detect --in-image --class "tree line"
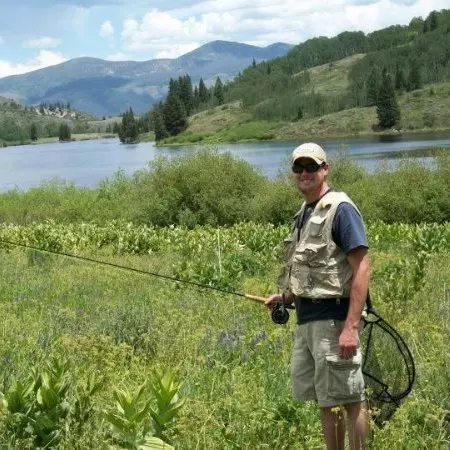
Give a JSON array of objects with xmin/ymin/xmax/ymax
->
[
  {"xmin": 224, "ymin": 9, "xmax": 450, "ymax": 128},
  {"xmin": 118, "ymin": 75, "xmax": 225, "ymax": 142}
]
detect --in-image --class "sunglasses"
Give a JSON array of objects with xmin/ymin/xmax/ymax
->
[{"xmin": 291, "ymin": 162, "xmax": 324, "ymax": 173}]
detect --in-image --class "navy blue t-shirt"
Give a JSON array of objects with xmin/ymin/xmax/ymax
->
[{"xmin": 294, "ymin": 192, "xmax": 368, "ymax": 324}]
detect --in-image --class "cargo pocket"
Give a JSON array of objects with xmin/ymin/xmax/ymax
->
[{"xmin": 325, "ymin": 354, "xmax": 364, "ymax": 399}]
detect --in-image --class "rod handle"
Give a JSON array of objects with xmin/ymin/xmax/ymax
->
[{"xmin": 244, "ymin": 294, "xmax": 267, "ymax": 304}]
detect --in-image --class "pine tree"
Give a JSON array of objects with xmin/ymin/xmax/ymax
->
[
  {"xmin": 213, "ymin": 77, "xmax": 224, "ymax": 105},
  {"xmin": 407, "ymin": 60, "xmax": 422, "ymax": 91},
  {"xmin": 376, "ymin": 69, "xmax": 401, "ymax": 129},
  {"xmin": 30, "ymin": 123, "xmax": 38, "ymax": 141},
  {"xmin": 152, "ymin": 107, "xmax": 169, "ymax": 141},
  {"xmin": 163, "ymin": 91, "xmax": 187, "ymax": 136},
  {"xmin": 198, "ymin": 78, "xmax": 209, "ymax": 104},
  {"xmin": 58, "ymin": 123, "xmax": 71, "ymax": 141},
  {"xmin": 423, "ymin": 11, "xmax": 438, "ymax": 33},
  {"xmin": 118, "ymin": 108, "xmax": 139, "ymax": 143},
  {"xmin": 394, "ymin": 66, "xmax": 406, "ymax": 91},
  {"xmin": 366, "ymin": 68, "xmax": 380, "ymax": 106},
  {"xmin": 178, "ymin": 75, "xmax": 194, "ymax": 116},
  {"xmin": 193, "ymin": 85, "xmax": 200, "ymax": 109}
]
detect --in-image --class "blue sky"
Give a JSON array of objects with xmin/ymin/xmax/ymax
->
[{"xmin": 0, "ymin": 0, "xmax": 447, "ymax": 78}]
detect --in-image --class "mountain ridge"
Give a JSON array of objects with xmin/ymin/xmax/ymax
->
[{"xmin": 0, "ymin": 40, "xmax": 293, "ymax": 117}]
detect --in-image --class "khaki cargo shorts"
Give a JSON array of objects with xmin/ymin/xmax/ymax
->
[{"xmin": 291, "ymin": 320, "xmax": 365, "ymax": 408}]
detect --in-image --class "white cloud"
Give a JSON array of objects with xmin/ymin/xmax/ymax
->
[
  {"xmin": 0, "ymin": 36, "xmax": 4, "ymax": 44},
  {"xmin": 0, "ymin": 50, "xmax": 67, "ymax": 78},
  {"xmin": 106, "ymin": 51, "xmax": 130, "ymax": 60},
  {"xmin": 100, "ymin": 20, "xmax": 114, "ymax": 38},
  {"xmin": 120, "ymin": 9, "xmax": 239, "ymax": 57},
  {"xmin": 22, "ymin": 36, "xmax": 61, "ymax": 49},
  {"xmin": 155, "ymin": 43, "xmax": 199, "ymax": 58}
]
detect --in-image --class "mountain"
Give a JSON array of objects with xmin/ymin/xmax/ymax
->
[{"xmin": 0, "ymin": 41, "xmax": 293, "ymax": 117}]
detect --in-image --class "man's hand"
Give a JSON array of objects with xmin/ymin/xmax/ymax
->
[
  {"xmin": 264, "ymin": 293, "xmax": 293, "ymax": 309},
  {"xmin": 264, "ymin": 294, "xmax": 282, "ymax": 309},
  {"xmin": 339, "ymin": 326, "xmax": 360, "ymax": 359}
]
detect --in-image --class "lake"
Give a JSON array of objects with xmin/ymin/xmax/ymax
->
[{"xmin": 1, "ymin": 133, "xmax": 450, "ymax": 192}]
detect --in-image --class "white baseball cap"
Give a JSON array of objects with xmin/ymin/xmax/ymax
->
[{"xmin": 291, "ymin": 142, "xmax": 327, "ymax": 165}]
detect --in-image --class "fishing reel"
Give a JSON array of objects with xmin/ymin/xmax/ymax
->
[{"xmin": 271, "ymin": 301, "xmax": 295, "ymax": 325}]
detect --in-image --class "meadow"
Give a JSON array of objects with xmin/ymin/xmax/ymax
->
[
  {"xmin": 0, "ymin": 219, "xmax": 449, "ymax": 449},
  {"xmin": 0, "ymin": 152, "xmax": 449, "ymax": 448}
]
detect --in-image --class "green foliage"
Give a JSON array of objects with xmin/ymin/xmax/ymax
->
[
  {"xmin": 58, "ymin": 122, "xmax": 72, "ymax": 141},
  {"xmin": 213, "ymin": 77, "xmax": 224, "ymax": 105},
  {"xmin": 366, "ymin": 67, "xmax": 381, "ymax": 106},
  {"xmin": 128, "ymin": 150, "xmax": 267, "ymax": 227},
  {"xmin": 1, "ymin": 358, "xmax": 71, "ymax": 447},
  {"xmin": 2, "ymin": 151, "xmax": 450, "ymax": 226},
  {"xmin": 30, "ymin": 123, "xmax": 38, "ymax": 141},
  {"xmin": 0, "ymin": 220, "xmax": 449, "ymax": 447},
  {"xmin": 376, "ymin": 69, "xmax": 401, "ymax": 129},
  {"xmin": 103, "ymin": 373, "xmax": 182, "ymax": 449},
  {"xmin": 163, "ymin": 90, "xmax": 187, "ymax": 137},
  {"xmin": 119, "ymin": 108, "xmax": 139, "ymax": 144},
  {"xmin": 148, "ymin": 371, "xmax": 184, "ymax": 441}
]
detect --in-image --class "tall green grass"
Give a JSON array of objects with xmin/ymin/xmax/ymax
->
[{"xmin": 0, "ymin": 221, "xmax": 448, "ymax": 448}]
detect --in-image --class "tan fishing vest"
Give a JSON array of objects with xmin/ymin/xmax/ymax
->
[{"xmin": 278, "ymin": 191, "xmax": 361, "ymax": 298}]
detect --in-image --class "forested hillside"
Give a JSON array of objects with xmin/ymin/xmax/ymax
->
[{"xmin": 223, "ymin": 9, "xmax": 450, "ymax": 123}]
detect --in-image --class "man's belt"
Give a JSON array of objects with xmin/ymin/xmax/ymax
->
[{"xmin": 294, "ymin": 296, "xmax": 349, "ymax": 304}]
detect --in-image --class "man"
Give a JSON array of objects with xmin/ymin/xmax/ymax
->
[{"xmin": 265, "ymin": 142, "xmax": 370, "ymax": 450}]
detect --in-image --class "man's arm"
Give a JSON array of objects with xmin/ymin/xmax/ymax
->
[{"xmin": 339, "ymin": 247, "xmax": 370, "ymax": 359}]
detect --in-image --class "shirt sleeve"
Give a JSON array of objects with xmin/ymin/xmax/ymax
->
[{"xmin": 331, "ymin": 202, "xmax": 369, "ymax": 254}]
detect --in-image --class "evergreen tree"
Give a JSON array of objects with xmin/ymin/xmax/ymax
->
[
  {"xmin": 198, "ymin": 78, "xmax": 209, "ymax": 104},
  {"xmin": 376, "ymin": 68, "xmax": 401, "ymax": 129},
  {"xmin": 163, "ymin": 91, "xmax": 187, "ymax": 136},
  {"xmin": 213, "ymin": 77, "xmax": 224, "ymax": 105},
  {"xmin": 407, "ymin": 60, "xmax": 422, "ymax": 91},
  {"xmin": 424, "ymin": 11, "xmax": 438, "ymax": 33},
  {"xmin": 178, "ymin": 75, "xmax": 194, "ymax": 115},
  {"xmin": 30, "ymin": 123, "xmax": 38, "ymax": 141},
  {"xmin": 193, "ymin": 85, "xmax": 200, "ymax": 109},
  {"xmin": 118, "ymin": 107, "xmax": 139, "ymax": 143},
  {"xmin": 58, "ymin": 123, "xmax": 71, "ymax": 141},
  {"xmin": 394, "ymin": 66, "xmax": 406, "ymax": 91},
  {"xmin": 366, "ymin": 68, "xmax": 381, "ymax": 106},
  {"xmin": 152, "ymin": 107, "xmax": 169, "ymax": 141}
]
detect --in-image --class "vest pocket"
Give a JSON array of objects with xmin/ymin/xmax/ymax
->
[
  {"xmin": 325, "ymin": 354, "xmax": 364, "ymax": 399},
  {"xmin": 308, "ymin": 215, "xmax": 327, "ymax": 237}
]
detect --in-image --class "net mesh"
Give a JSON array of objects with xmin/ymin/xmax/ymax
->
[{"xmin": 360, "ymin": 308, "xmax": 415, "ymax": 425}]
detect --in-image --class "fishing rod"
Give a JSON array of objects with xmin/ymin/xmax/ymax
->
[{"xmin": 0, "ymin": 239, "xmax": 294, "ymax": 324}]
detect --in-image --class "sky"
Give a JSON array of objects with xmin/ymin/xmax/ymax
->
[{"xmin": 0, "ymin": 0, "xmax": 448, "ymax": 79}]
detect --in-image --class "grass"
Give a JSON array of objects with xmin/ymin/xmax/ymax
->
[
  {"xmin": 300, "ymin": 53, "xmax": 366, "ymax": 96},
  {"xmin": 160, "ymin": 102, "xmax": 280, "ymax": 145},
  {"xmin": 0, "ymin": 221, "xmax": 448, "ymax": 448}
]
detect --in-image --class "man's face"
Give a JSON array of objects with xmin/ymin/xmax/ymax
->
[{"xmin": 292, "ymin": 157, "xmax": 328, "ymax": 194}]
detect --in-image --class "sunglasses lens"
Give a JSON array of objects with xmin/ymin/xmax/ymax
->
[{"xmin": 292, "ymin": 163, "xmax": 322, "ymax": 173}]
